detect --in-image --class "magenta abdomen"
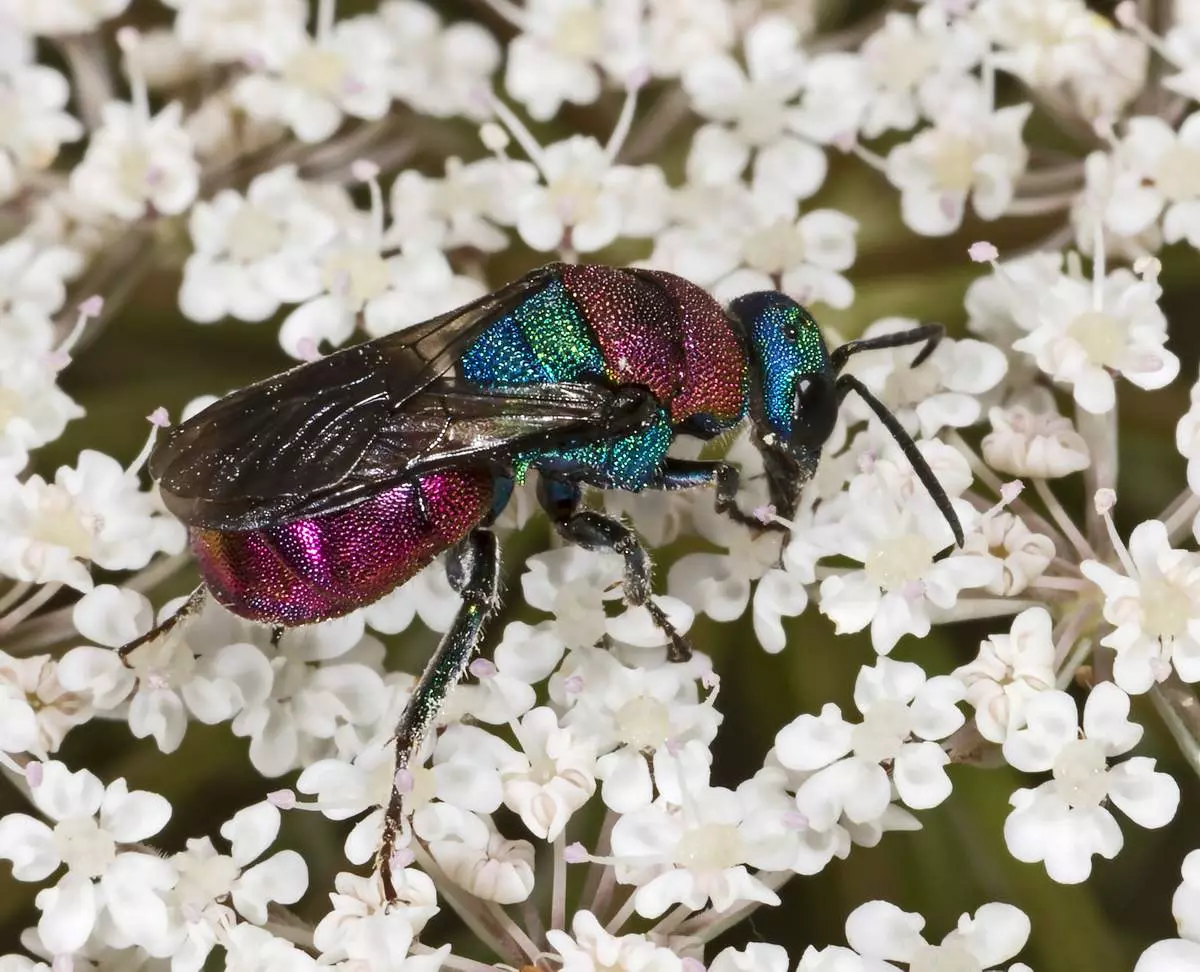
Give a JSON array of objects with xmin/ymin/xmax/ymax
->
[{"xmin": 191, "ymin": 470, "xmax": 495, "ymax": 626}]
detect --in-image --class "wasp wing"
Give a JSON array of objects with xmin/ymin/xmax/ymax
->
[
  {"xmin": 151, "ymin": 265, "xmax": 565, "ymax": 528},
  {"xmin": 157, "ymin": 377, "xmax": 649, "ymax": 530}
]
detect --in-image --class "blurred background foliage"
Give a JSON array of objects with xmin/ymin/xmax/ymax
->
[{"xmin": 3, "ymin": 0, "xmax": 1200, "ymax": 968}]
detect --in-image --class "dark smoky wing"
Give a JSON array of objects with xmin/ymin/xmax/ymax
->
[
  {"xmin": 149, "ymin": 343, "xmax": 395, "ymax": 529},
  {"xmin": 150, "ymin": 265, "xmax": 563, "ymax": 531},
  {"xmin": 266, "ymin": 378, "xmax": 659, "ymax": 523}
]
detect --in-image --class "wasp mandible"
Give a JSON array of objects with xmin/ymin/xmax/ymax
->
[{"xmin": 126, "ymin": 262, "xmax": 962, "ymax": 900}]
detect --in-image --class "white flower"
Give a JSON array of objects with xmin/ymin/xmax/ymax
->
[
  {"xmin": 1136, "ymin": 939, "xmax": 1200, "ymax": 972},
  {"xmin": 2, "ymin": 0, "xmax": 130, "ymax": 34},
  {"xmin": 954, "ymin": 607, "xmax": 1057, "ymax": 743},
  {"xmin": 58, "ymin": 586, "xmax": 275, "ymax": 754},
  {"xmin": 1115, "ymin": 114, "xmax": 1200, "ymax": 248},
  {"xmin": 976, "ymin": 0, "xmax": 1100, "ymax": 89},
  {"xmin": 551, "ymin": 645, "xmax": 719, "ymax": 812},
  {"xmin": 609, "ymin": 741, "xmax": 780, "ymax": 918},
  {"xmin": 0, "ymin": 761, "xmax": 175, "ymax": 955},
  {"xmin": 844, "ymin": 899, "xmax": 1032, "ymax": 971},
  {"xmin": 501, "ymin": 0, "xmax": 634, "ymax": 121},
  {"xmin": 382, "ymin": 0, "xmax": 499, "ymax": 121},
  {"xmin": 497, "ymin": 707, "xmax": 596, "ymax": 841},
  {"xmin": 547, "ymin": 910, "xmax": 684, "ymax": 972},
  {"xmin": 0, "ymin": 354, "xmax": 84, "ymax": 476},
  {"xmin": 223, "ymin": 924, "xmax": 318, "ymax": 972},
  {"xmin": 857, "ymin": 7, "xmax": 983, "ymax": 137},
  {"xmin": 0, "ymin": 651, "xmax": 90, "ymax": 758},
  {"xmin": 166, "ymin": 0, "xmax": 308, "ymax": 65},
  {"xmin": 963, "ymin": 512, "xmax": 1055, "ymax": 597},
  {"xmin": 233, "ymin": 13, "xmax": 394, "ymax": 143},
  {"xmin": 179, "ymin": 165, "xmax": 342, "ymax": 324},
  {"xmin": 1003, "ymin": 683, "xmax": 1180, "ymax": 884},
  {"xmin": 840, "ymin": 318, "xmax": 1008, "ymax": 439},
  {"xmin": 1013, "ymin": 264, "xmax": 1179, "ymax": 414},
  {"xmin": 1081, "ymin": 521, "xmax": 1200, "ymax": 694},
  {"xmin": 0, "ymin": 236, "xmax": 83, "ymax": 341},
  {"xmin": 1176, "ymin": 849, "xmax": 1200, "ymax": 942},
  {"xmin": 419, "ymin": 805, "xmax": 535, "ymax": 904},
  {"xmin": 668, "ymin": 489, "xmax": 783, "ymax": 623},
  {"xmin": 1177, "ymin": 375, "xmax": 1200, "ymax": 495},
  {"xmin": 886, "ymin": 104, "xmax": 1031, "ymax": 236},
  {"xmin": 0, "ymin": 451, "xmax": 186, "ymax": 591},
  {"xmin": 710, "ymin": 941, "xmax": 790, "ymax": 972},
  {"xmin": 69, "ymin": 102, "xmax": 199, "ymax": 221},
  {"xmin": 775, "ymin": 658, "xmax": 966, "ymax": 825},
  {"xmin": 230, "ymin": 616, "xmax": 388, "ymax": 776},
  {"xmin": 816, "ymin": 452, "xmax": 997, "ymax": 655},
  {"xmin": 982, "ymin": 404, "xmax": 1091, "ymax": 478},
  {"xmin": 166, "ymin": 802, "xmax": 307, "ymax": 971},
  {"xmin": 683, "ymin": 15, "xmax": 827, "ymax": 201},
  {"xmin": 386, "ymin": 158, "xmax": 521, "ymax": 255},
  {"xmin": 313, "ymin": 868, "xmax": 442, "ymax": 970},
  {"xmin": 503, "ymin": 135, "xmax": 668, "ymax": 253},
  {"xmin": 0, "ymin": 37, "xmax": 82, "ymax": 201}
]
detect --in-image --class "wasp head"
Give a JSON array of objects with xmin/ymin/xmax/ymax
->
[{"xmin": 729, "ymin": 291, "xmax": 837, "ymax": 496}]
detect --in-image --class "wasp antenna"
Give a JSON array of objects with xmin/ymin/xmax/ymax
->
[
  {"xmin": 831, "ymin": 323, "xmax": 944, "ymax": 374},
  {"xmin": 835, "ymin": 373, "xmax": 965, "ymax": 548}
]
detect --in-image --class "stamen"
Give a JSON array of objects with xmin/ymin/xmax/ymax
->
[
  {"xmin": 1114, "ymin": 2, "xmax": 1178, "ymax": 63},
  {"xmin": 54, "ymin": 295, "xmax": 104, "ymax": 367},
  {"xmin": 267, "ymin": 789, "xmax": 296, "ymax": 809},
  {"xmin": 115, "ymin": 28, "xmax": 151, "ymax": 125},
  {"xmin": 605, "ymin": 70, "xmax": 648, "ymax": 164},
  {"xmin": 469, "ymin": 658, "xmax": 497, "ymax": 679},
  {"xmin": 478, "ymin": 0, "xmax": 527, "ymax": 29},
  {"xmin": 1095, "ymin": 488, "xmax": 1138, "ymax": 576},
  {"xmin": 125, "ymin": 408, "xmax": 169, "ymax": 478},
  {"xmin": 485, "ymin": 91, "xmax": 550, "ymax": 177},
  {"xmin": 316, "ymin": 0, "xmax": 337, "ymax": 42}
]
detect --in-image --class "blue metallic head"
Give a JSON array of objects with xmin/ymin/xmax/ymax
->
[{"xmin": 728, "ymin": 291, "xmax": 837, "ymax": 477}]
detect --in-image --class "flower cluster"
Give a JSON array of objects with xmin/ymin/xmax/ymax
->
[{"xmin": 1, "ymin": 1, "xmax": 1199, "ymax": 971}]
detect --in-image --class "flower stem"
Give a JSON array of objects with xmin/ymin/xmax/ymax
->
[
  {"xmin": 0, "ymin": 584, "xmax": 62, "ymax": 636},
  {"xmin": 1151, "ymin": 678, "xmax": 1200, "ymax": 784},
  {"xmin": 1033, "ymin": 478, "xmax": 1096, "ymax": 561},
  {"xmin": 551, "ymin": 832, "xmax": 567, "ymax": 935}
]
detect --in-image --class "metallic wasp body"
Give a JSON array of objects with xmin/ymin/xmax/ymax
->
[{"xmin": 142, "ymin": 262, "xmax": 961, "ymax": 899}]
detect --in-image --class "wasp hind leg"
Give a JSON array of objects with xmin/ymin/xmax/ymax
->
[
  {"xmin": 378, "ymin": 527, "xmax": 501, "ymax": 902},
  {"xmin": 537, "ymin": 474, "xmax": 691, "ymax": 664},
  {"xmin": 657, "ymin": 458, "xmax": 792, "ymax": 533},
  {"xmin": 116, "ymin": 585, "xmax": 207, "ymax": 660}
]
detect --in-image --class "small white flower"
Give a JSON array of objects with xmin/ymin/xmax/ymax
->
[
  {"xmin": 775, "ymin": 658, "xmax": 966, "ymax": 825},
  {"xmin": 982, "ymin": 404, "xmax": 1091, "ymax": 478},
  {"xmin": 382, "ymin": 0, "xmax": 500, "ymax": 121},
  {"xmin": 0, "ymin": 37, "xmax": 82, "ymax": 202},
  {"xmin": 1178, "ymin": 374, "xmax": 1200, "ymax": 495},
  {"xmin": 0, "ymin": 451, "xmax": 186, "ymax": 591},
  {"xmin": 841, "ymin": 318, "xmax": 1008, "ymax": 439},
  {"xmin": 420, "ymin": 806, "xmax": 535, "ymax": 904},
  {"xmin": 69, "ymin": 102, "xmax": 199, "ymax": 221},
  {"xmin": 165, "ymin": 0, "xmax": 308, "ymax": 65},
  {"xmin": 166, "ymin": 802, "xmax": 307, "ymax": 970},
  {"xmin": 498, "ymin": 706, "xmax": 596, "ymax": 841},
  {"xmin": 954, "ymin": 607, "xmax": 1057, "ymax": 743},
  {"xmin": 609, "ymin": 741, "xmax": 780, "ymax": 918},
  {"xmin": 0, "ymin": 651, "xmax": 89, "ymax": 758},
  {"xmin": 3, "ymin": 0, "xmax": 130, "ymax": 34},
  {"xmin": 223, "ymin": 923, "xmax": 318, "ymax": 972},
  {"xmin": 1003, "ymin": 683, "xmax": 1180, "ymax": 884},
  {"xmin": 886, "ymin": 103, "xmax": 1031, "ymax": 236},
  {"xmin": 547, "ymin": 910, "xmax": 684, "ymax": 972},
  {"xmin": 312, "ymin": 868, "xmax": 442, "ymax": 970},
  {"xmin": 0, "ymin": 355, "xmax": 84, "ymax": 476},
  {"xmin": 963, "ymin": 512, "xmax": 1055, "ymax": 597},
  {"xmin": 179, "ymin": 165, "xmax": 342, "ymax": 324},
  {"xmin": 1081, "ymin": 521, "xmax": 1200, "ymax": 693},
  {"xmin": 1013, "ymin": 264, "xmax": 1179, "ymax": 415},
  {"xmin": 0, "ymin": 761, "xmax": 175, "ymax": 955},
  {"xmin": 710, "ymin": 941, "xmax": 790, "ymax": 972},
  {"xmin": 844, "ymin": 899, "xmax": 1032, "ymax": 971},
  {"xmin": 233, "ymin": 13, "xmax": 394, "ymax": 143},
  {"xmin": 816, "ymin": 453, "xmax": 997, "ymax": 655},
  {"xmin": 1175, "ymin": 849, "xmax": 1200, "ymax": 942},
  {"xmin": 683, "ymin": 15, "xmax": 827, "ymax": 201}
]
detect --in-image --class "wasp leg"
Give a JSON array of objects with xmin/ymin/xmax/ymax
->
[
  {"xmin": 378, "ymin": 527, "xmax": 500, "ymax": 903},
  {"xmin": 537, "ymin": 475, "xmax": 691, "ymax": 664},
  {"xmin": 657, "ymin": 458, "xmax": 789, "ymax": 533},
  {"xmin": 116, "ymin": 585, "xmax": 207, "ymax": 660}
]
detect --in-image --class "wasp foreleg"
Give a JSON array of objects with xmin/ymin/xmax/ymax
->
[
  {"xmin": 657, "ymin": 458, "xmax": 789, "ymax": 533},
  {"xmin": 537, "ymin": 474, "xmax": 691, "ymax": 664},
  {"xmin": 377, "ymin": 527, "xmax": 501, "ymax": 903}
]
